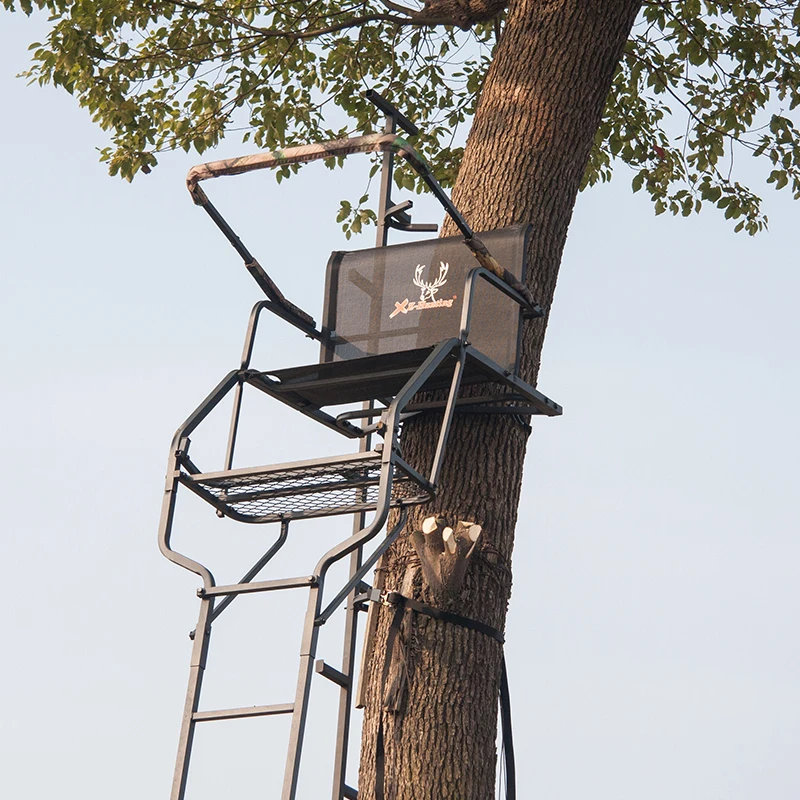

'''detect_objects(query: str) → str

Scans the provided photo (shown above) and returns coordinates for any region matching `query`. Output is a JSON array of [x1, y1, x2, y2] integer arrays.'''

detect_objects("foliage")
[[4, 0, 800, 234], [586, 1, 800, 234]]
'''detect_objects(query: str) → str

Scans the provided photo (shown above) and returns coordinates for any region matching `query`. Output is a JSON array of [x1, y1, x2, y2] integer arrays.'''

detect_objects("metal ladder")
[[158, 334, 470, 799], [159, 94, 457, 798], [161, 502, 409, 800], [157, 338, 463, 800]]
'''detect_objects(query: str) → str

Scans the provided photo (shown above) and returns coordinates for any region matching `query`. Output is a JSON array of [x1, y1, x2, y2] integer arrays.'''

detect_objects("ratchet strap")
[[368, 590, 515, 800]]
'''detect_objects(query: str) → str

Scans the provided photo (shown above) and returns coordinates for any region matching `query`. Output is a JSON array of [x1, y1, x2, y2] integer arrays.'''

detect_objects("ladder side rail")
[[282, 462, 401, 799], [158, 457, 214, 589], [285, 323, 446, 799], [331, 545, 363, 800], [159, 371, 254, 800], [158, 370, 241, 587], [170, 588, 215, 800]]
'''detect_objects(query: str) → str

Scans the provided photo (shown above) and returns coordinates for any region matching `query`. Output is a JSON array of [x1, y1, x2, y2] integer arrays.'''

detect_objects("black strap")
[[384, 592, 505, 643], [499, 654, 516, 800], [374, 592, 515, 800], [376, 602, 405, 800]]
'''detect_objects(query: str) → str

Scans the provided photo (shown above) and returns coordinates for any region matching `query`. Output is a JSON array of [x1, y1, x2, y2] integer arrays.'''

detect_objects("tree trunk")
[[358, 1, 642, 797]]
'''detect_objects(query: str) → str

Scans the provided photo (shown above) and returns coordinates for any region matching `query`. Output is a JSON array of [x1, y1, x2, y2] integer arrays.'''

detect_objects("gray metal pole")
[[330, 103, 396, 800]]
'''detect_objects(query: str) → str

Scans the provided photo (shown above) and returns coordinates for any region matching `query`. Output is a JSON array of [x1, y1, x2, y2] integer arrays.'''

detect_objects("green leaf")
[[4, 0, 795, 236]]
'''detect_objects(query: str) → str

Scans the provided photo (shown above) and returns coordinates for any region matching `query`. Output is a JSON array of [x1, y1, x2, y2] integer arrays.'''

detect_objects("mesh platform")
[[180, 451, 430, 522]]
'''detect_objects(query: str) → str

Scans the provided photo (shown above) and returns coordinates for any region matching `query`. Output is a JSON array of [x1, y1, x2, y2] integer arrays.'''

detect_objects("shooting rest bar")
[[186, 132, 540, 327]]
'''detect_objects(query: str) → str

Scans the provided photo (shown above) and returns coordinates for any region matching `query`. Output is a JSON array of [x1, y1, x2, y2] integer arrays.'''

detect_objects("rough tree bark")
[[358, 1, 643, 797]]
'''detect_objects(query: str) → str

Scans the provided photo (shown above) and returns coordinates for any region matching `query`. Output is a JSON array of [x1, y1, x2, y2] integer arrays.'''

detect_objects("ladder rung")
[[193, 703, 294, 722], [343, 785, 358, 799], [315, 659, 349, 687], [199, 575, 316, 597]]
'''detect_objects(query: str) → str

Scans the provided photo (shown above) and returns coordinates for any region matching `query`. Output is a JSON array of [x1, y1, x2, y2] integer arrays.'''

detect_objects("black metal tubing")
[[200, 198, 318, 329], [384, 199, 438, 234], [223, 377, 244, 472], [316, 507, 408, 625], [226, 300, 328, 470], [393, 455, 433, 493], [316, 660, 349, 687], [170, 590, 214, 800], [210, 520, 290, 622], [308, 337, 463, 624], [158, 371, 242, 589], [202, 195, 256, 263], [249, 299, 325, 347], [465, 347, 563, 416], [335, 405, 390, 424], [428, 347, 466, 487], [366, 89, 419, 136], [459, 266, 534, 346], [187, 131, 481, 299], [244, 371, 363, 439]]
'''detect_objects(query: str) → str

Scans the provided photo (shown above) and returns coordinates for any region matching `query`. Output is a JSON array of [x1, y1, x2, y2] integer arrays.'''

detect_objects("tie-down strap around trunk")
[[361, 588, 516, 800]]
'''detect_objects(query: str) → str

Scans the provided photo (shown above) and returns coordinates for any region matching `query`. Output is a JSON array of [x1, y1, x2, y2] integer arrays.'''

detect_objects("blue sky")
[[1, 10, 799, 800]]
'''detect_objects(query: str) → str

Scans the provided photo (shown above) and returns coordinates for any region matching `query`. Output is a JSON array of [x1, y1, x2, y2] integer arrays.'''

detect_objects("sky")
[[1, 10, 799, 800]]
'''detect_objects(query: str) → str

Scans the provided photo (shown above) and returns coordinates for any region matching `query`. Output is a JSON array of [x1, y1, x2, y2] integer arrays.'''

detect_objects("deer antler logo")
[[413, 262, 449, 302], [389, 260, 455, 319]]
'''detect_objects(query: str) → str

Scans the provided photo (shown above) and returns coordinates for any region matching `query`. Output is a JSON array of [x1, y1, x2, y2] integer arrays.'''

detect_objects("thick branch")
[[414, 0, 509, 28]]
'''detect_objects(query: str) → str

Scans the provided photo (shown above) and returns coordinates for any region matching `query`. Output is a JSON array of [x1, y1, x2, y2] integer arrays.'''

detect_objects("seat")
[[244, 225, 562, 420]]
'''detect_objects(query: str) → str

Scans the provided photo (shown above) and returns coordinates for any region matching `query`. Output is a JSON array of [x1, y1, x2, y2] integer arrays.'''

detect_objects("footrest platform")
[[179, 451, 431, 523]]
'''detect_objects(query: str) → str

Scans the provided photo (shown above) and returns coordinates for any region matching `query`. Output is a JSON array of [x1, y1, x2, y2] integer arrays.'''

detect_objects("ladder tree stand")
[[158, 91, 562, 800]]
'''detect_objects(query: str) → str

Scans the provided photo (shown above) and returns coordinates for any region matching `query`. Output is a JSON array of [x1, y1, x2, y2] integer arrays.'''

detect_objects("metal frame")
[[160, 90, 561, 800], [158, 335, 468, 800]]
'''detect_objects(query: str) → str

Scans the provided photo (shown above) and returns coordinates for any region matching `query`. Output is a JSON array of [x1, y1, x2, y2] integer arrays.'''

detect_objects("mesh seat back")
[[321, 225, 529, 372]]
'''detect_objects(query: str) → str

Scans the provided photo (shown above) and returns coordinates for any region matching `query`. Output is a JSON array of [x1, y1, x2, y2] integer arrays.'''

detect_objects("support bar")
[[199, 576, 316, 597], [186, 132, 539, 310], [315, 660, 349, 688], [193, 703, 294, 722], [365, 89, 419, 136], [210, 520, 290, 622], [316, 507, 408, 626]]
